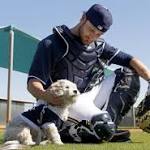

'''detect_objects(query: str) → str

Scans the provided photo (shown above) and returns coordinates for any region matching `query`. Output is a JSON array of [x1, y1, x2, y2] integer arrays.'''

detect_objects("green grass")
[[1, 130, 150, 150], [0, 132, 4, 144]]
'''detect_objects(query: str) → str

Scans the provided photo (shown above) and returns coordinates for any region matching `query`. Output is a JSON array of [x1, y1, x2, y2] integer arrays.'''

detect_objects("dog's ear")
[[54, 89, 64, 97]]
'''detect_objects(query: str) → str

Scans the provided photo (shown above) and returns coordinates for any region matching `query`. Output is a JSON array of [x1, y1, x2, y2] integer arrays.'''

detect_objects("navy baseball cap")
[[85, 4, 113, 32]]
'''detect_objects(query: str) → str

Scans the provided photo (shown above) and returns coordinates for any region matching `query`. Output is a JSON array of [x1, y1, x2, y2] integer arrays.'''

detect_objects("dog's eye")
[[66, 86, 69, 89]]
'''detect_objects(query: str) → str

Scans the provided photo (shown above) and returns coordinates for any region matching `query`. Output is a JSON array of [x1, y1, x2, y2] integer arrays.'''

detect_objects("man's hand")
[[27, 79, 64, 106], [136, 81, 150, 132]]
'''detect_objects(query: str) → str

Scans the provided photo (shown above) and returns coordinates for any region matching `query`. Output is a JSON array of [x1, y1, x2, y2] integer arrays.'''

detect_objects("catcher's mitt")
[[136, 83, 150, 132]]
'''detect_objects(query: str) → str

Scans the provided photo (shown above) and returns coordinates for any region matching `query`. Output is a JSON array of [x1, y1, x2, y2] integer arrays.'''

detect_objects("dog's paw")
[[1, 141, 30, 150], [40, 140, 51, 145], [24, 140, 36, 146], [52, 140, 64, 145], [4, 140, 20, 145]]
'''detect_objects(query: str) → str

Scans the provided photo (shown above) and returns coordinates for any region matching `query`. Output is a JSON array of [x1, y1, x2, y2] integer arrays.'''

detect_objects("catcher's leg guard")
[[60, 112, 115, 143], [106, 67, 140, 125], [59, 121, 101, 143]]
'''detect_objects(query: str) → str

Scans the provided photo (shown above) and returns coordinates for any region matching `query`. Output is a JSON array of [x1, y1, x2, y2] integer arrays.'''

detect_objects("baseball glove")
[[136, 83, 150, 132]]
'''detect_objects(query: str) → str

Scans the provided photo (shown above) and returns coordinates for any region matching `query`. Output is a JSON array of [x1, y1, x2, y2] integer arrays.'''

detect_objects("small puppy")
[[4, 79, 80, 147]]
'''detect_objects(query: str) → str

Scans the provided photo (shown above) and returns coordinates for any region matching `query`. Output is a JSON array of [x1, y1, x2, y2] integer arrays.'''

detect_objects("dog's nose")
[[73, 90, 78, 94]]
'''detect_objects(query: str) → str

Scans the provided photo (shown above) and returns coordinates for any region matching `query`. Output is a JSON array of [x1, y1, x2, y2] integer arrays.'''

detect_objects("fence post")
[[6, 26, 14, 123]]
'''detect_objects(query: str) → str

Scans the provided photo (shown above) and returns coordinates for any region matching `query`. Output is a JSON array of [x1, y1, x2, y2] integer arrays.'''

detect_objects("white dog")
[[4, 79, 80, 148]]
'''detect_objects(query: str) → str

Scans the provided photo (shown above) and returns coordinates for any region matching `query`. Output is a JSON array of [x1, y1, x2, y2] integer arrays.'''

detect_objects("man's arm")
[[27, 37, 65, 106], [102, 42, 150, 80], [130, 57, 150, 81], [27, 78, 64, 106]]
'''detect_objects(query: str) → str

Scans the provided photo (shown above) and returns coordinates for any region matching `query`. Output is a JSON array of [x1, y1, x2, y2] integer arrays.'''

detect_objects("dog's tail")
[[0, 140, 30, 150]]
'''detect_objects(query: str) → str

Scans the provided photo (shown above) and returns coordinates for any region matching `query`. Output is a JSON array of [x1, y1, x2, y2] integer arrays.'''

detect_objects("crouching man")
[[59, 67, 140, 143], [27, 3, 150, 143]]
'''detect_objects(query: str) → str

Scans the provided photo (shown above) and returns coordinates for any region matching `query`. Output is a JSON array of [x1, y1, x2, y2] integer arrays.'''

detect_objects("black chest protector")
[[52, 26, 105, 93]]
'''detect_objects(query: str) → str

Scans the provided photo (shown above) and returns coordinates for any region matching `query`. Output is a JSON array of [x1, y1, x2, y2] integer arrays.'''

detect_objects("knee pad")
[[90, 112, 115, 141], [114, 67, 140, 99], [106, 67, 140, 125], [107, 92, 134, 125]]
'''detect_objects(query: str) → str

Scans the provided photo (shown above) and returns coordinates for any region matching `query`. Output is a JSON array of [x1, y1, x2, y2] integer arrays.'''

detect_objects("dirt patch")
[[129, 128, 143, 132], [119, 127, 143, 132]]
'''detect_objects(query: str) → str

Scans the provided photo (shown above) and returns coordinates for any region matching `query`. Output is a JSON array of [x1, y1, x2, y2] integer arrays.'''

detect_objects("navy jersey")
[[28, 25, 133, 91], [22, 105, 63, 130]]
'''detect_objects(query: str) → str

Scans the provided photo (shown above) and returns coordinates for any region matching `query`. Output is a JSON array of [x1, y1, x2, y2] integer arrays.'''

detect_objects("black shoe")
[[109, 130, 131, 142]]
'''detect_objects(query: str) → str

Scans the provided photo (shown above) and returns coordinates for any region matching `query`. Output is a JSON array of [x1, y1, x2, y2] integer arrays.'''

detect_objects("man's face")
[[79, 20, 104, 45]]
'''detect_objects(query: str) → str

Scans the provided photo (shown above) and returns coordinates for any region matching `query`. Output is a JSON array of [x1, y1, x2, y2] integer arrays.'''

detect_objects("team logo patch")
[[97, 25, 103, 31]]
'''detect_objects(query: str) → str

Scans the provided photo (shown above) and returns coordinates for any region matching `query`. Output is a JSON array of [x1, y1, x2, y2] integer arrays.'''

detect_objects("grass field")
[[0, 129, 150, 150]]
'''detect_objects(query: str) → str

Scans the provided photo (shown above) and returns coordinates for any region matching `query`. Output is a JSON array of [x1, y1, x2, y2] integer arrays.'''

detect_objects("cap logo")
[[97, 25, 103, 31]]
